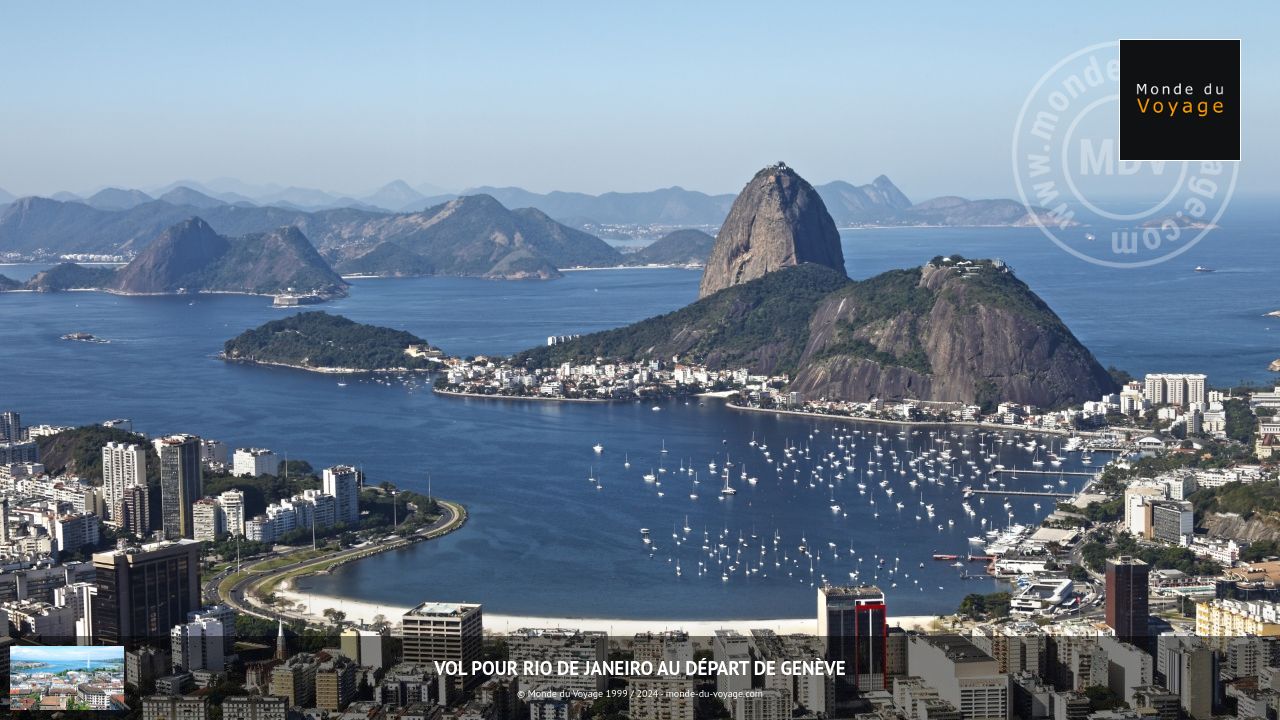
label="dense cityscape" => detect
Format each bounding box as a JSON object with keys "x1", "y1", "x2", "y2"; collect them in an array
[{"x1": 0, "y1": 367, "x2": 1276, "y2": 718}]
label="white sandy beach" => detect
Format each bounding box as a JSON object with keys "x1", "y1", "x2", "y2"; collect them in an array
[{"x1": 276, "y1": 587, "x2": 942, "y2": 635}]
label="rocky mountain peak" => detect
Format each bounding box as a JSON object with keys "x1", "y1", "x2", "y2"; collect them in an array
[{"x1": 698, "y1": 163, "x2": 845, "y2": 298}]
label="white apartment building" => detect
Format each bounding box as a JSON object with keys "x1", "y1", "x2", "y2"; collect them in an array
[
  {"x1": 218, "y1": 489, "x2": 246, "y2": 537},
  {"x1": 232, "y1": 448, "x2": 277, "y2": 477},
  {"x1": 192, "y1": 498, "x2": 223, "y2": 542},
  {"x1": 322, "y1": 465, "x2": 360, "y2": 525},
  {"x1": 102, "y1": 441, "x2": 146, "y2": 524},
  {"x1": 1143, "y1": 373, "x2": 1207, "y2": 408}
]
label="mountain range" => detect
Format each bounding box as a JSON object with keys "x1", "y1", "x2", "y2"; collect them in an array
[
  {"x1": 0, "y1": 173, "x2": 1058, "y2": 249},
  {"x1": 0, "y1": 190, "x2": 623, "y2": 277},
  {"x1": 515, "y1": 163, "x2": 1116, "y2": 408},
  {"x1": 8, "y1": 218, "x2": 347, "y2": 296}
]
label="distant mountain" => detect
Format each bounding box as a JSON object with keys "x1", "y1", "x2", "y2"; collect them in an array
[
  {"x1": 456, "y1": 186, "x2": 736, "y2": 226},
  {"x1": 335, "y1": 241, "x2": 436, "y2": 277},
  {"x1": 813, "y1": 176, "x2": 1060, "y2": 227},
  {"x1": 813, "y1": 176, "x2": 912, "y2": 223},
  {"x1": 112, "y1": 217, "x2": 346, "y2": 296},
  {"x1": 50, "y1": 191, "x2": 82, "y2": 202},
  {"x1": 901, "y1": 196, "x2": 1051, "y2": 226},
  {"x1": 0, "y1": 273, "x2": 22, "y2": 291},
  {"x1": 0, "y1": 197, "x2": 193, "y2": 254},
  {"x1": 0, "y1": 188, "x2": 15, "y2": 204},
  {"x1": 700, "y1": 163, "x2": 845, "y2": 298},
  {"x1": 84, "y1": 188, "x2": 154, "y2": 211},
  {"x1": 625, "y1": 229, "x2": 715, "y2": 266},
  {"x1": 0, "y1": 193, "x2": 619, "y2": 277},
  {"x1": 361, "y1": 180, "x2": 426, "y2": 212},
  {"x1": 321, "y1": 195, "x2": 622, "y2": 279},
  {"x1": 158, "y1": 187, "x2": 227, "y2": 209},
  {"x1": 3, "y1": 217, "x2": 347, "y2": 297},
  {"x1": 255, "y1": 186, "x2": 342, "y2": 209}
]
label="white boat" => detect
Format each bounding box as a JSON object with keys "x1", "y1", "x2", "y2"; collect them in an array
[{"x1": 593, "y1": 443, "x2": 603, "y2": 454}]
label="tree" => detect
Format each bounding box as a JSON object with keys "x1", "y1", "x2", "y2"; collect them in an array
[{"x1": 322, "y1": 608, "x2": 347, "y2": 627}]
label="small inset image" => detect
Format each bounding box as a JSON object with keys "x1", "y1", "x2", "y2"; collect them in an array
[{"x1": 9, "y1": 646, "x2": 126, "y2": 712}]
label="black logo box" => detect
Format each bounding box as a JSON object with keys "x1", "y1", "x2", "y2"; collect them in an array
[{"x1": 1119, "y1": 39, "x2": 1240, "y2": 161}]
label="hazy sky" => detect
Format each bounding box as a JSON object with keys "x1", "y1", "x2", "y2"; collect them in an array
[{"x1": 1, "y1": 2, "x2": 1275, "y2": 199}]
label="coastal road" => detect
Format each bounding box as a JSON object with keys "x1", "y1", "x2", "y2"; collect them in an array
[{"x1": 214, "y1": 499, "x2": 467, "y2": 623}]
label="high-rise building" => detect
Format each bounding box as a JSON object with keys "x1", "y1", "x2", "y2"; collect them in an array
[
  {"x1": 0, "y1": 410, "x2": 21, "y2": 442},
  {"x1": 102, "y1": 441, "x2": 146, "y2": 525},
  {"x1": 172, "y1": 617, "x2": 226, "y2": 672},
  {"x1": 121, "y1": 485, "x2": 152, "y2": 537},
  {"x1": 401, "y1": 601, "x2": 482, "y2": 691},
  {"x1": 315, "y1": 654, "x2": 358, "y2": 711},
  {"x1": 218, "y1": 489, "x2": 246, "y2": 537},
  {"x1": 91, "y1": 540, "x2": 202, "y2": 643},
  {"x1": 192, "y1": 498, "x2": 223, "y2": 542},
  {"x1": 157, "y1": 435, "x2": 202, "y2": 539},
  {"x1": 817, "y1": 584, "x2": 886, "y2": 694},
  {"x1": 323, "y1": 465, "x2": 360, "y2": 525},
  {"x1": 713, "y1": 630, "x2": 755, "y2": 696},
  {"x1": 1106, "y1": 557, "x2": 1150, "y2": 642},
  {"x1": 199, "y1": 439, "x2": 228, "y2": 470},
  {"x1": 1142, "y1": 373, "x2": 1208, "y2": 408},
  {"x1": 1151, "y1": 501, "x2": 1194, "y2": 545}
]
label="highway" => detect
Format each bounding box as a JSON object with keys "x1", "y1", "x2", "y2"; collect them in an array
[{"x1": 208, "y1": 499, "x2": 466, "y2": 623}]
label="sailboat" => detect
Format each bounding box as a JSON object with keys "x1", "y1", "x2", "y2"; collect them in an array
[{"x1": 720, "y1": 469, "x2": 737, "y2": 496}]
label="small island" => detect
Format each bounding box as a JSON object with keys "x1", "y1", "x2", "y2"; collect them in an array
[{"x1": 222, "y1": 311, "x2": 442, "y2": 373}]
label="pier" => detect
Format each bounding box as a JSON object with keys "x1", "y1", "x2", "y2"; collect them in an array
[
  {"x1": 993, "y1": 468, "x2": 1098, "y2": 477},
  {"x1": 966, "y1": 488, "x2": 1075, "y2": 499}
]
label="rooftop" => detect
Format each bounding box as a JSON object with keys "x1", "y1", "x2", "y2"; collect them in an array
[
  {"x1": 821, "y1": 584, "x2": 885, "y2": 600},
  {"x1": 405, "y1": 601, "x2": 481, "y2": 618},
  {"x1": 915, "y1": 634, "x2": 995, "y2": 664}
]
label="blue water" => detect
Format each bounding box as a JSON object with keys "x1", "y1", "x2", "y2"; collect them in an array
[{"x1": 1, "y1": 203, "x2": 1276, "y2": 619}]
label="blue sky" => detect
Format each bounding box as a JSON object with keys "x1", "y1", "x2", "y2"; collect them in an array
[
  {"x1": 12, "y1": 646, "x2": 124, "y2": 663},
  {"x1": 1, "y1": 1, "x2": 1274, "y2": 199}
]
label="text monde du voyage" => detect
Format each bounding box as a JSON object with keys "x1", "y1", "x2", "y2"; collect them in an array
[
  {"x1": 1134, "y1": 82, "x2": 1228, "y2": 118},
  {"x1": 432, "y1": 659, "x2": 848, "y2": 678}
]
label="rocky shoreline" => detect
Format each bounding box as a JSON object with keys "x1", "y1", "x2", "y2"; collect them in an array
[{"x1": 218, "y1": 353, "x2": 432, "y2": 375}]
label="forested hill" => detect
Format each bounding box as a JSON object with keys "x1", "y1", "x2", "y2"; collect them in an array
[{"x1": 222, "y1": 311, "x2": 439, "y2": 371}]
